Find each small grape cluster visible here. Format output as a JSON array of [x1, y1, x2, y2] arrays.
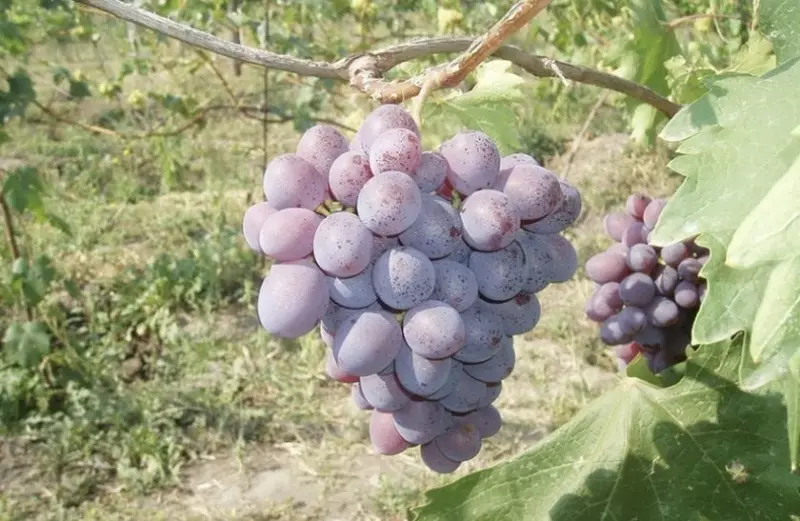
[[242, 104, 581, 473], [583, 194, 708, 373]]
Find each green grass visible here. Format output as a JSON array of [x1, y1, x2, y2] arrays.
[[0, 21, 683, 521]]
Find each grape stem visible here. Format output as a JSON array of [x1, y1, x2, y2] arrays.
[[75, 0, 681, 117]]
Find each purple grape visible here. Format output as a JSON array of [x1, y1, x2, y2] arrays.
[[654, 265, 680, 296], [359, 104, 420, 154], [420, 441, 460, 473], [350, 129, 364, 153], [621, 221, 647, 247], [498, 153, 540, 186], [262, 153, 327, 210], [439, 131, 501, 195], [439, 371, 487, 413], [462, 336, 515, 383], [645, 296, 680, 327], [479, 292, 541, 336], [599, 314, 635, 345], [460, 189, 520, 252], [242, 201, 276, 252], [357, 170, 422, 237], [352, 382, 373, 410], [321, 299, 380, 334], [585, 251, 631, 284], [454, 304, 505, 363], [585, 282, 623, 322], [394, 344, 452, 397], [296, 124, 349, 177], [369, 128, 422, 175], [372, 246, 436, 310], [619, 272, 656, 307], [360, 372, 412, 412], [626, 243, 658, 273], [661, 241, 690, 267], [371, 234, 399, 260], [459, 405, 502, 438], [325, 350, 358, 383], [431, 260, 479, 312], [603, 211, 636, 242], [393, 399, 448, 445], [257, 262, 330, 338], [428, 360, 464, 400], [414, 151, 448, 192], [328, 151, 373, 207], [674, 280, 700, 308], [524, 180, 582, 234], [333, 309, 404, 376], [370, 410, 409, 455], [469, 241, 527, 302], [677, 257, 703, 283], [329, 265, 378, 309], [635, 326, 667, 349], [258, 208, 322, 261], [403, 300, 466, 359], [435, 423, 482, 462], [444, 239, 472, 265], [398, 194, 463, 259], [643, 198, 667, 229], [495, 163, 562, 221], [516, 231, 553, 293], [479, 382, 502, 407], [313, 211, 373, 278], [616, 306, 647, 334], [625, 193, 652, 220], [544, 234, 578, 282]]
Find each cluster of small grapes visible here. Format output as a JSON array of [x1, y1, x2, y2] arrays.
[[583, 194, 708, 373], [242, 104, 581, 473]]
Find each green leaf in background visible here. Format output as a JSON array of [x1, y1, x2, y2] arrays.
[[760, 0, 800, 65], [2, 166, 45, 214], [785, 364, 800, 472], [422, 60, 525, 155], [2, 321, 51, 368], [411, 339, 800, 521]]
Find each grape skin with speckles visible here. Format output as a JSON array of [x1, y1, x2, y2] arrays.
[[431, 260, 479, 312], [369, 128, 421, 175], [469, 240, 527, 302], [480, 292, 540, 336], [328, 264, 378, 309], [403, 300, 466, 359], [454, 304, 504, 364], [395, 344, 452, 397], [333, 309, 404, 376], [462, 336, 515, 383], [359, 104, 421, 154], [262, 153, 327, 210], [460, 189, 520, 252], [414, 151, 448, 192], [439, 131, 501, 195], [329, 151, 373, 207], [398, 194, 463, 259], [242, 201, 276, 252], [372, 246, 436, 310], [258, 208, 321, 262], [357, 171, 423, 237], [313, 211, 373, 278], [495, 163, 563, 221], [257, 262, 330, 338], [296, 124, 349, 177], [525, 179, 582, 234]]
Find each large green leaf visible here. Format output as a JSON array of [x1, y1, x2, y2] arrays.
[[2, 321, 51, 368], [652, 58, 800, 390], [760, 0, 800, 65], [411, 340, 800, 521]]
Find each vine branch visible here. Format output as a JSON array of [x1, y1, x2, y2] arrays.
[[76, 0, 681, 117]]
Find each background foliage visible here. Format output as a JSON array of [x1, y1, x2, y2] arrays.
[[1, 1, 798, 520]]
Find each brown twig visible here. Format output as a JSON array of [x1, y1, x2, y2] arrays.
[[75, 0, 681, 117], [560, 91, 610, 180]]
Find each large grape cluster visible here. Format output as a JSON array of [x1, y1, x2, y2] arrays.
[[583, 194, 708, 373], [242, 104, 581, 473]]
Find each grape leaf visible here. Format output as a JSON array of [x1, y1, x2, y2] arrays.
[[410, 339, 800, 521], [760, 0, 800, 65], [691, 233, 770, 345], [726, 151, 800, 268], [422, 60, 525, 155], [785, 368, 799, 472]]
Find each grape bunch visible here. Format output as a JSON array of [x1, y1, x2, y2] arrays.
[[242, 103, 581, 473], [583, 194, 708, 373]]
